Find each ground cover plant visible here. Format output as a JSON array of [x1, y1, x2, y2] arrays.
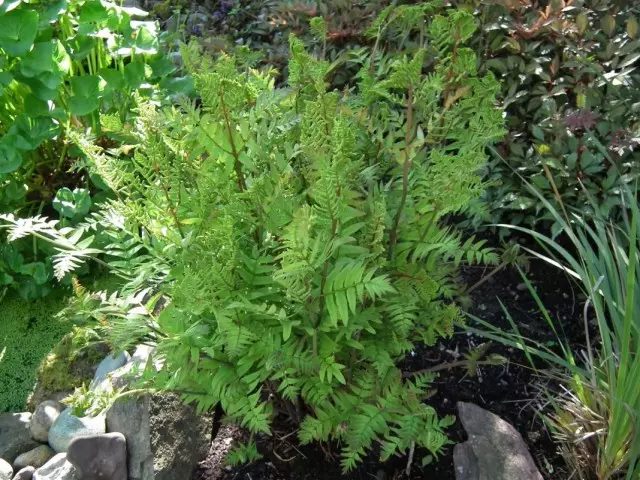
[[0, 0, 190, 299], [3, 3, 506, 470], [0, 291, 69, 411]]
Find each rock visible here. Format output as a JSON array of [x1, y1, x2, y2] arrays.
[[106, 392, 211, 480], [27, 333, 109, 411], [30, 401, 65, 443], [67, 433, 127, 480], [32, 454, 76, 480], [12, 466, 35, 480], [103, 345, 155, 391], [453, 442, 479, 480], [0, 459, 12, 480], [13, 445, 55, 470], [455, 402, 543, 480], [48, 409, 106, 453], [92, 352, 130, 387], [0, 413, 40, 464]]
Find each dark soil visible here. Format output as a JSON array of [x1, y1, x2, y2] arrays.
[[194, 254, 587, 480]]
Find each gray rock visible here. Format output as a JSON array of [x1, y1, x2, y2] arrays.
[[30, 401, 64, 443], [455, 402, 543, 480], [92, 352, 131, 387], [130, 344, 153, 366], [453, 442, 479, 480], [67, 432, 127, 480], [13, 445, 55, 470], [106, 393, 211, 480], [33, 454, 76, 480], [0, 459, 12, 480], [48, 409, 106, 453], [12, 466, 35, 480], [0, 413, 40, 464]]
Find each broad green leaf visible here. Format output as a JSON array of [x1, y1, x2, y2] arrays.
[[159, 76, 194, 95], [70, 75, 100, 97], [149, 56, 176, 79], [41, 0, 68, 22], [68, 96, 99, 115], [0, 144, 21, 173], [4, 180, 25, 201], [18, 73, 62, 97], [0, 71, 13, 85], [53, 187, 92, 219], [11, 115, 59, 149], [124, 61, 145, 88], [54, 40, 72, 74], [79, 1, 108, 24], [133, 25, 158, 54], [24, 94, 52, 117], [19, 42, 56, 77], [19, 262, 48, 285], [0, 0, 22, 14], [0, 9, 38, 56], [68, 35, 96, 60], [99, 68, 125, 91]]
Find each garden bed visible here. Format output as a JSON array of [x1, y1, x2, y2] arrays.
[[195, 252, 585, 479]]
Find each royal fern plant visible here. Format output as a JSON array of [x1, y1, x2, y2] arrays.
[[3, 3, 505, 471]]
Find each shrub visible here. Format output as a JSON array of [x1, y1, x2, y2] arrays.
[[6, 5, 505, 470], [477, 0, 640, 235]]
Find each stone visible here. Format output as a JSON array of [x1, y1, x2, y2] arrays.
[[30, 401, 64, 442], [67, 433, 127, 480], [453, 442, 479, 480], [13, 445, 55, 470], [455, 402, 544, 480], [12, 466, 35, 480], [106, 392, 212, 480], [32, 454, 76, 480], [92, 352, 131, 387], [0, 413, 40, 464], [48, 409, 106, 453], [102, 345, 156, 392], [0, 459, 12, 480], [27, 333, 109, 411]]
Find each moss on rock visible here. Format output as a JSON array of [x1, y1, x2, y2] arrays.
[[27, 328, 109, 411]]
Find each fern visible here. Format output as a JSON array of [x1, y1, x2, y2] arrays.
[[7, 4, 506, 473]]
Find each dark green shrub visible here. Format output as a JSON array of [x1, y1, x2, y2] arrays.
[[477, 0, 640, 235]]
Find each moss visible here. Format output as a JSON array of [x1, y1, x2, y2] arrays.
[[0, 291, 71, 412], [37, 329, 102, 392]]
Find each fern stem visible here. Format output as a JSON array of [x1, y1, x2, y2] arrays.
[[387, 83, 414, 261], [218, 88, 247, 193], [155, 164, 185, 238], [312, 330, 318, 357], [316, 216, 338, 333], [418, 211, 437, 243], [403, 359, 499, 378], [465, 262, 507, 295]]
